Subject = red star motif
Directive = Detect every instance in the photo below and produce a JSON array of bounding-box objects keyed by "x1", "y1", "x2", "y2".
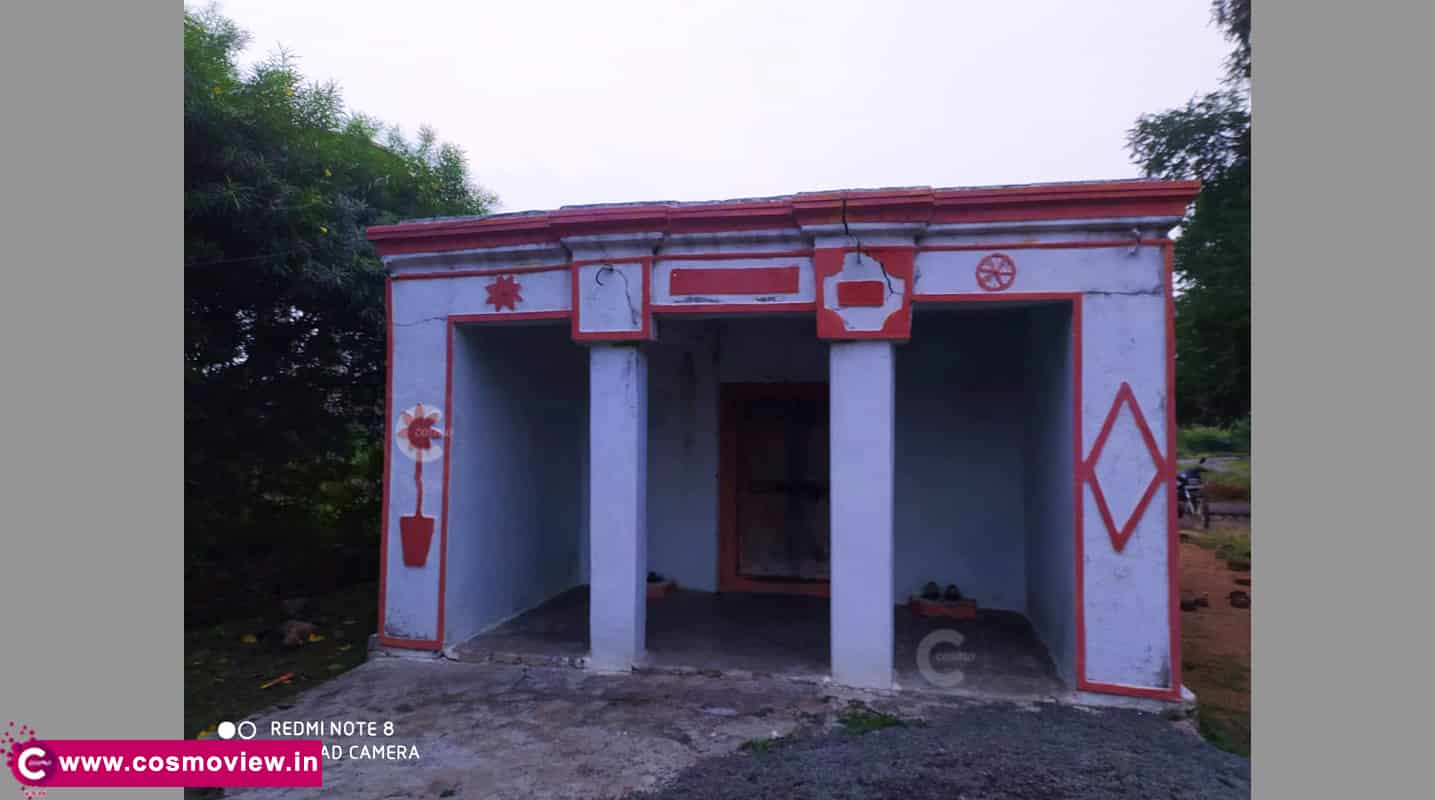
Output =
[{"x1": 485, "y1": 275, "x2": 523, "y2": 311}]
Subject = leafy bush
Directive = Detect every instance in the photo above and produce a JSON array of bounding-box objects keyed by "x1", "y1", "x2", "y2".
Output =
[
  {"x1": 185, "y1": 5, "x2": 495, "y2": 626},
  {"x1": 1203, "y1": 458, "x2": 1250, "y2": 500},
  {"x1": 1178, "y1": 415, "x2": 1251, "y2": 456},
  {"x1": 1179, "y1": 425, "x2": 1234, "y2": 455},
  {"x1": 1227, "y1": 414, "x2": 1251, "y2": 452}
]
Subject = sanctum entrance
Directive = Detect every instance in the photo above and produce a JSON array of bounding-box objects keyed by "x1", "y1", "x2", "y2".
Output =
[{"x1": 719, "y1": 383, "x2": 831, "y2": 594}]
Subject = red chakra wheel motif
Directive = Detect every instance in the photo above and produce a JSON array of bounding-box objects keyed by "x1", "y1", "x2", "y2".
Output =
[
  {"x1": 485, "y1": 274, "x2": 523, "y2": 311},
  {"x1": 975, "y1": 253, "x2": 1017, "y2": 292}
]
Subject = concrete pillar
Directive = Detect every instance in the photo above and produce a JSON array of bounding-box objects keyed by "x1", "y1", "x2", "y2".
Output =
[
  {"x1": 587, "y1": 344, "x2": 648, "y2": 671},
  {"x1": 828, "y1": 341, "x2": 896, "y2": 689}
]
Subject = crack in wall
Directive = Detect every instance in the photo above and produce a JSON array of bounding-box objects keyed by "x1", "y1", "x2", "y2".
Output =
[
  {"x1": 394, "y1": 315, "x2": 449, "y2": 328},
  {"x1": 595, "y1": 264, "x2": 641, "y2": 327},
  {"x1": 1082, "y1": 287, "x2": 1164, "y2": 297}
]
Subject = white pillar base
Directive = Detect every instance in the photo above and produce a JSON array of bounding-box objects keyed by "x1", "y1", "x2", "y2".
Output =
[
  {"x1": 828, "y1": 341, "x2": 896, "y2": 689},
  {"x1": 587, "y1": 344, "x2": 648, "y2": 671}
]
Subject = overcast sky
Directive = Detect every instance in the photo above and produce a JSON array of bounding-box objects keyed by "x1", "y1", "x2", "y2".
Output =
[{"x1": 216, "y1": 0, "x2": 1229, "y2": 214}]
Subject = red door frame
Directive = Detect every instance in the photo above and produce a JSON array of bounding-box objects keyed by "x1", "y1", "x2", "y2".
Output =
[{"x1": 717, "y1": 382, "x2": 832, "y2": 596}]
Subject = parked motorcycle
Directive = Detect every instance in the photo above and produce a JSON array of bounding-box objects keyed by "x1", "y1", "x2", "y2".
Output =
[{"x1": 1177, "y1": 457, "x2": 1211, "y2": 529}]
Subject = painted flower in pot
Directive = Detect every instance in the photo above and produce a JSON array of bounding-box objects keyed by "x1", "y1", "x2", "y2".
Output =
[{"x1": 395, "y1": 404, "x2": 444, "y2": 567}]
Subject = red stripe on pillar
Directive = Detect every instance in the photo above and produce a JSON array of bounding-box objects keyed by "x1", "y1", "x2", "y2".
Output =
[
  {"x1": 669, "y1": 266, "x2": 800, "y2": 295},
  {"x1": 836, "y1": 281, "x2": 886, "y2": 307}
]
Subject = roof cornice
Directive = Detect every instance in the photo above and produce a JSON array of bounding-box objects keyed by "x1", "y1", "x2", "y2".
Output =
[{"x1": 366, "y1": 180, "x2": 1200, "y2": 258}]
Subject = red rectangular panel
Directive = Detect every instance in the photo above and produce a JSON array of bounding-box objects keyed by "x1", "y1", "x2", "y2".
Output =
[
  {"x1": 836, "y1": 280, "x2": 886, "y2": 307},
  {"x1": 669, "y1": 265, "x2": 800, "y2": 296}
]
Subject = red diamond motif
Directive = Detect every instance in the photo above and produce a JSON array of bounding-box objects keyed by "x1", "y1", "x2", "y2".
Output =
[{"x1": 1085, "y1": 382, "x2": 1166, "y2": 553}]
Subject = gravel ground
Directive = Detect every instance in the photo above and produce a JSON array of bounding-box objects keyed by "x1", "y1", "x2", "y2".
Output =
[
  {"x1": 218, "y1": 657, "x2": 1246, "y2": 800},
  {"x1": 631, "y1": 702, "x2": 1249, "y2": 800}
]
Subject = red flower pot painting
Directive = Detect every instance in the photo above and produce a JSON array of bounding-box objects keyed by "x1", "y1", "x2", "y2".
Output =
[{"x1": 396, "y1": 403, "x2": 445, "y2": 567}]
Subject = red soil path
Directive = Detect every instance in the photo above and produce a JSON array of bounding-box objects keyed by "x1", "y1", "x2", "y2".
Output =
[{"x1": 1180, "y1": 538, "x2": 1251, "y2": 713}]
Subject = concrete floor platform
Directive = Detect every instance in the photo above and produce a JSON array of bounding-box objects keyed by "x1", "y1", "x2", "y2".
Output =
[{"x1": 453, "y1": 587, "x2": 1064, "y2": 698}]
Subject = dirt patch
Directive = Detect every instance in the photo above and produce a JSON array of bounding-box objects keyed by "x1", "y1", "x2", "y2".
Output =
[
  {"x1": 1180, "y1": 533, "x2": 1251, "y2": 755},
  {"x1": 185, "y1": 582, "x2": 378, "y2": 740}
]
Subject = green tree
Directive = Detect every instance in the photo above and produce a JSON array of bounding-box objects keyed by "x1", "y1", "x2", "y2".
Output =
[
  {"x1": 184, "y1": 5, "x2": 495, "y2": 623},
  {"x1": 1127, "y1": 0, "x2": 1250, "y2": 425}
]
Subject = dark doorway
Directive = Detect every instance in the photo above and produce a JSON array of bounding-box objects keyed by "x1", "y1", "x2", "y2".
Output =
[{"x1": 719, "y1": 383, "x2": 830, "y2": 595}]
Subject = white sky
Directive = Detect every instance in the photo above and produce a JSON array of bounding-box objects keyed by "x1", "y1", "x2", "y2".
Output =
[{"x1": 217, "y1": 0, "x2": 1229, "y2": 214}]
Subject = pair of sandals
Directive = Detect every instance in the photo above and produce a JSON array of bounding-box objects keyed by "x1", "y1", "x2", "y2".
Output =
[{"x1": 921, "y1": 581, "x2": 963, "y2": 602}]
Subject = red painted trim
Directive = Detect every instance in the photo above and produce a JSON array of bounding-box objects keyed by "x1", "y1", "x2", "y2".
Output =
[
  {"x1": 930, "y1": 181, "x2": 1199, "y2": 225},
  {"x1": 844, "y1": 187, "x2": 934, "y2": 224},
  {"x1": 792, "y1": 192, "x2": 845, "y2": 228},
  {"x1": 549, "y1": 204, "x2": 671, "y2": 238},
  {"x1": 1071, "y1": 296, "x2": 1087, "y2": 695},
  {"x1": 378, "y1": 278, "x2": 394, "y2": 644},
  {"x1": 836, "y1": 281, "x2": 886, "y2": 307},
  {"x1": 1164, "y1": 242, "x2": 1182, "y2": 697},
  {"x1": 908, "y1": 597, "x2": 979, "y2": 620},
  {"x1": 657, "y1": 249, "x2": 814, "y2": 261},
  {"x1": 1084, "y1": 383, "x2": 1166, "y2": 553},
  {"x1": 368, "y1": 216, "x2": 557, "y2": 256},
  {"x1": 813, "y1": 248, "x2": 848, "y2": 338},
  {"x1": 449, "y1": 310, "x2": 571, "y2": 324},
  {"x1": 667, "y1": 199, "x2": 799, "y2": 234},
  {"x1": 436, "y1": 320, "x2": 455, "y2": 647},
  {"x1": 366, "y1": 181, "x2": 1199, "y2": 256},
  {"x1": 814, "y1": 246, "x2": 915, "y2": 340},
  {"x1": 570, "y1": 257, "x2": 653, "y2": 342},
  {"x1": 916, "y1": 239, "x2": 1170, "y2": 253},
  {"x1": 653, "y1": 302, "x2": 816, "y2": 315},
  {"x1": 390, "y1": 263, "x2": 569, "y2": 282},
  {"x1": 1069, "y1": 304, "x2": 1182, "y2": 700},
  {"x1": 670, "y1": 266, "x2": 800, "y2": 296},
  {"x1": 717, "y1": 382, "x2": 832, "y2": 597},
  {"x1": 375, "y1": 277, "x2": 446, "y2": 651},
  {"x1": 376, "y1": 635, "x2": 444, "y2": 652},
  {"x1": 1080, "y1": 680, "x2": 1182, "y2": 702},
  {"x1": 815, "y1": 329, "x2": 916, "y2": 342},
  {"x1": 913, "y1": 291, "x2": 1085, "y2": 304}
]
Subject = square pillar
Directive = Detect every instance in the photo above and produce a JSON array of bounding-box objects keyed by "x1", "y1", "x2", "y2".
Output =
[
  {"x1": 829, "y1": 341, "x2": 895, "y2": 689},
  {"x1": 587, "y1": 344, "x2": 648, "y2": 671}
]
